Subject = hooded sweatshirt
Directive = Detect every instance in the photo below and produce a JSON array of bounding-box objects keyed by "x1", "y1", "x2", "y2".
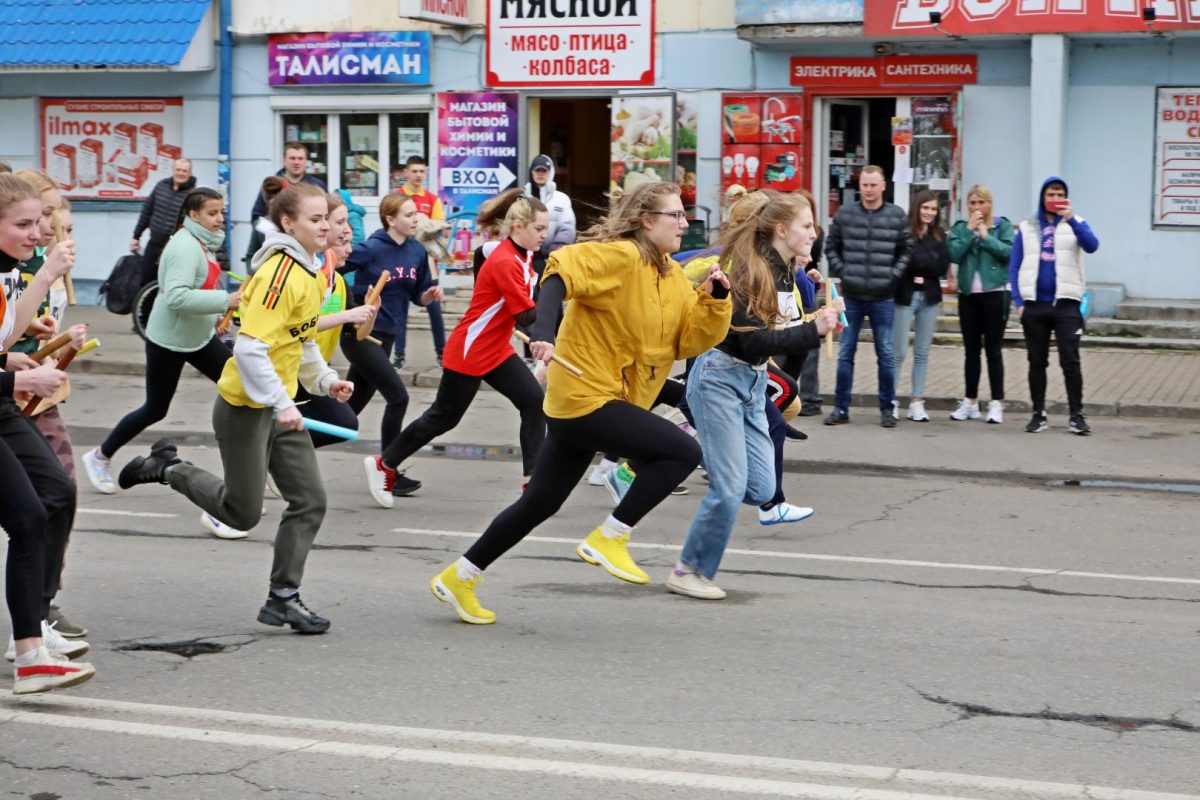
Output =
[
  {"x1": 342, "y1": 228, "x2": 432, "y2": 337},
  {"x1": 523, "y1": 154, "x2": 577, "y2": 259},
  {"x1": 1008, "y1": 176, "x2": 1099, "y2": 308}
]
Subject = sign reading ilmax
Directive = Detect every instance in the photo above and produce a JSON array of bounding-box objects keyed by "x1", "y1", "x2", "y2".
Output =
[{"x1": 486, "y1": 0, "x2": 654, "y2": 87}]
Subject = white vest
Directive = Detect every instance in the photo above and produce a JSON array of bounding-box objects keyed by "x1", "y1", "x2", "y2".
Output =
[{"x1": 1017, "y1": 218, "x2": 1087, "y2": 303}]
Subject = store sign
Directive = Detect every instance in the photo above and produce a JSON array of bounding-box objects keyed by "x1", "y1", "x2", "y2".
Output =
[
  {"x1": 485, "y1": 0, "x2": 654, "y2": 87},
  {"x1": 1152, "y1": 87, "x2": 1200, "y2": 228},
  {"x1": 719, "y1": 93, "x2": 805, "y2": 195},
  {"x1": 866, "y1": 0, "x2": 1200, "y2": 35},
  {"x1": 398, "y1": 0, "x2": 469, "y2": 26},
  {"x1": 268, "y1": 32, "x2": 431, "y2": 87},
  {"x1": 437, "y1": 92, "x2": 520, "y2": 214},
  {"x1": 791, "y1": 56, "x2": 977, "y2": 87},
  {"x1": 40, "y1": 98, "x2": 184, "y2": 200}
]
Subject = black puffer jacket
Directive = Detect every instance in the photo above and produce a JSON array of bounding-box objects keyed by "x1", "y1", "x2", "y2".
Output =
[
  {"x1": 826, "y1": 202, "x2": 912, "y2": 301},
  {"x1": 133, "y1": 176, "x2": 197, "y2": 243}
]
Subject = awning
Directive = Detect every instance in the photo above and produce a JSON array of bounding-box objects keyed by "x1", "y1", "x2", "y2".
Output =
[{"x1": 0, "y1": 0, "x2": 213, "y2": 71}]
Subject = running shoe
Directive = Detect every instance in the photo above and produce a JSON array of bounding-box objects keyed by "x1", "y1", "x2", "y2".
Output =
[
  {"x1": 364, "y1": 455, "x2": 395, "y2": 509},
  {"x1": 13, "y1": 648, "x2": 95, "y2": 695},
  {"x1": 5, "y1": 621, "x2": 90, "y2": 662},
  {"x1": 666, "y1": 570, "x2": 726, "y2": 600},
  {"x1": 602, "y1": 463, "x2": 636, "y2": 506},
  {"x1": 986, "y1": 400, "x2": 1005, "y2": 424},
  {"x1": 670, "y1": 484, "x2": 689, "y2": 496},
  {"x1": 391, "y1": 473, "x2": 422, "y2": 497},
  {"x1": 118, "y1": 438, "x2": 181, "y2": 489},
  {"x1": 82, "y1": 448, "x2": 117, "y2": 494},
  {"x1": 576, "y1": 527, "x2": 649, "y2": 584},
  {"x1": 798, "y1": 402, "x2": 822, "y2": 417},
  {"x1": 784, "y1": 424, "x2": 807, "y2": 441},
  {"x1": 47, "y1": 606, "x2": 87, "y2": 638},
  {"x1": 392, "y1": 352, "x2": 406, "y2": 370},
  {"x1": 758, "y1": 503, "x2": 815, "y2": 525},
  {"x1": 1025, "y1": 412, "x2": 1048, "y2": 433},
  {"x1": 256, "y1": 593, "x2": 330, "y2": 634},
  {"x1": 881, "y1": 410, "x2": 898, "y2": 429},
  {"x1": 906, "y1": 400, "x2": 930, "y2": 422},
  {"x1": 1068, "y1": 412, "x2": 1091, "y2": 435},
  {"x1": 429, "y1": 564, "x2": 496, "y2": 625},
  {"x1": 201, "y1": 511, "x2": 248, "y2": 540},
  {"x1": 950, "y1": 399, "x2": 981, "y2": 421},
  {"x1": 586, "y1": 459, "x2": 617, "y2": 486},
  {"x1": 823, "y1": 408, "x2": 849, "y2": 425}
]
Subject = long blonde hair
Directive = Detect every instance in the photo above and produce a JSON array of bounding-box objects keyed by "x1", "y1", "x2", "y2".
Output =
[
  {"x1": 719, "y1": 189, "x2": 812, "y2": 328},
  {"x1": 579, "y1": 181, "x2": 681, "y2": 275},
  {"x1": 966, "y1": 184, "x2": 995, "y2": 228}
]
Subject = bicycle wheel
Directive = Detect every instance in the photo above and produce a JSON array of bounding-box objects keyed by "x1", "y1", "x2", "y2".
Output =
[{"x1": 132, "y1": 280, "x2": 158, "y2": 341}]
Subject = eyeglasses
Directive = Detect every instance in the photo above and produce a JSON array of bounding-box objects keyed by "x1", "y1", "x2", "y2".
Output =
[{"x1": 648, "y1": 210, "x2": 689, "y2": 223}]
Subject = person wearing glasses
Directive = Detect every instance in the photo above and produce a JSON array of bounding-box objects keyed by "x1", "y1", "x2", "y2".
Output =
[{"x1": 428, "y1": 182, "x2": 732, "y2": 625}]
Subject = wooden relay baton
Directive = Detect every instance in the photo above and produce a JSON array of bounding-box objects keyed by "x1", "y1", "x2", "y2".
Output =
[{"x1": 356, "y1": 272, "x2": 390, "y2": 341}]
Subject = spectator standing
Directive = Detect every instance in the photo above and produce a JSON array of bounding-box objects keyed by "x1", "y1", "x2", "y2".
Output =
[
  {"x1": 947, "y1": 184, "x2": 1014, "y2": 424},
  {"x1": 523, "y1": 154, "x2": 577, "y2": 275},
  {"x1": 131, "y1": 158, "x2": 196, "y2": 287},
  {"x1": 249, "y1": 142, "x2": 327, "y2": 226},
  {"x1": 1009, "y1": 176, "x2": 1098, "y2": 435},
  {"x1": 892, "y1": 191, "x2": 950, "y2": 422},
  {"x1": 394, "y1": 155, "x2": 446, "y2": 368},
  {"x1": 824, "y1": 166, "x2": 911, "y2": 428}
]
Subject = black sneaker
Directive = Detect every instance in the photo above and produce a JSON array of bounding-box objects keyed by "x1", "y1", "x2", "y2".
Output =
[
  {"x1": 1068, "y1": 412, "x2": 1091, "y2": 435},
  {"x1": 798, "y1": 403, "x2": 822, "y2": 417},
  {"x1": 257, "y1": 593, "x2": 330, "y2": 634},
  {"x1": 881, "y1": 411, "x2": 898, "y2": 429},
  {"x1": 823, "y1": 409, "x2": 849, "y2": 426},
  {"x1": 392, "y1": 352, "x2": 406, "y2": 370},
  {"x1": 118, "y1": 438, "x2": 181, "y2": 489},
  {"x1": 1025, "y1": 412, "x2": 1048, "y2": 433},
  {"x1": 391, "y1": 472, "x2": 422, "y2": 497},
  {"x1": 784, "y1": 424, "x2": 807, "y2": 441}
]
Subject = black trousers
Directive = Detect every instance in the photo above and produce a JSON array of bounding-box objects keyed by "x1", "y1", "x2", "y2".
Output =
[
  {"x1": 341, "y1": 329, "x2": 409, "y2": 446},
  {"x1": 102, "y1": 335, "x2": 231, "y2": 458},
  {"x1": 0, "y1": 400, "x2": 76, "y2": 639},
  {"x1": 958, "y1": 291, "x2": 1008, "y2": 400},
  {"x1": 1021, "y1": 299, "x2": 1084, "y2": 414},
  {"x1": 465, "y1": 401, "x2": 701, "y2": 570},
  {"x1": 139, "y1": 236, "x2": 170, "y2": 287},
  {"x1": 382, "y1": 354, "x2": 544, "y2": 476}
]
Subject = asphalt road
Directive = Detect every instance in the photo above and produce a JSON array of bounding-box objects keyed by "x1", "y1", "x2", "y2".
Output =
[{"x1": 1, "y1": 372, "x2": 1197, "y2": 799}]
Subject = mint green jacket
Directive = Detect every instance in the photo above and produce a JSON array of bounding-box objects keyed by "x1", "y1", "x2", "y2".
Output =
[
  {"x1": 947, "y1": 217, "x2": 1014, "y2": 293},
  {"x1": 144, "y1": 228, "x2": 230, "y2": 352}
]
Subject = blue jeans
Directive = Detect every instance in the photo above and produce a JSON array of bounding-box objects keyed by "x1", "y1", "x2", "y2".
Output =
[
  {"x1": 680, "y1": 350, "x2": 775, "y2": 579},
  {"x1": 834, "y1": 296, "x2": 896, "y2": 413},
  {"x1": 891, "y1": 293, "x2": 940, "y2": 398}
]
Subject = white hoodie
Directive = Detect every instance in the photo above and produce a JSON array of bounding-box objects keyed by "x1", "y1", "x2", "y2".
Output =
[{"x1": 523, "y1": 156, "x2": 577, "y2": 257}]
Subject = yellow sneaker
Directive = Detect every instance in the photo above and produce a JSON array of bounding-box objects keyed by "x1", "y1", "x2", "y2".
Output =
[
  {"x1": 576, "y1": 527, "x2": 649, "y2": 585},
  {"x1": 429, "y1": 565, "x2": 496, "y2": 625}
]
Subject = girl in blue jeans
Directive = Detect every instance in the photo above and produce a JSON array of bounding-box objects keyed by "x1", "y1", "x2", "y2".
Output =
[
  {"x1": 671, "y1": 190, "x2": 839, "y2": 601},
  {"x1": 892, "y1": 190, "x2": 951, "y2": 422}
]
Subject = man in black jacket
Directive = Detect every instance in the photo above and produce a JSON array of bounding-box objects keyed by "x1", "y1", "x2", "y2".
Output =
[
  {"x1": 825, "y1": 166, "x2": 912, "y2": 428},
  {"x1": 130, "y1": 158, "x2": 196, "y2": 287}
]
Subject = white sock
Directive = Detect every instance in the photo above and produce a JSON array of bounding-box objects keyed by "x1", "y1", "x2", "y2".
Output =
[
  {"x1": 14, "y1": 647, "x2": 40, "y2": 666},
  {"x1": 455, "y1": 556, "x2": 482, "y2": 581},
  {"x1": 600, "y1": 515, "x2": 632, "y2": 539},
  {"x1": 673, "y1": 560, "x2": 694, "y2": 576},
  {"x1": 270, "y1": 586, "x2": 298, "y2": 599}
]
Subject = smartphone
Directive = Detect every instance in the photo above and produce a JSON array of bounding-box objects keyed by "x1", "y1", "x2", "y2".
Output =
[{"x1": 1045, "y1": 198, "x2": 1067, "y2": 214}]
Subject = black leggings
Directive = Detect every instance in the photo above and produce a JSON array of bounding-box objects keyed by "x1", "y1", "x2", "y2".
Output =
[
  {"x1": 382, "y1": 354, "x2": 544, "y2": 476},
  {"x1": 764, "y1": 399, "x2": 787, "y2": 508},
  {"x1": 297, "y1": 387, "x2": 360, "y2": 448},
  {"x1": 341, "y1": 329, "x2": 409, "y2": 446},
  {"x1": 601, "y1": 378, "x2": 685, "y2": 464},
  {"x1": 101, "y1": 335, "x2": 230, "y2": 458},
  {"x1": 958, "y1": 291, "x2": 1007, "y2": 400},
  {"x1": 465, "y1": 401, "x2": 701, "y2": 570},
  {"x1": 0, "y1": 401, "x2": 76, "y2": 640}
]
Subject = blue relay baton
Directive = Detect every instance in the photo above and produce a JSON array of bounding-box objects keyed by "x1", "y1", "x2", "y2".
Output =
[{"x1": 302, "y1": 418, "x2": 358, "y2": 441}]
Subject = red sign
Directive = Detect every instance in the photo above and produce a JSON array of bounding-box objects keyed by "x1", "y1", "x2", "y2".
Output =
[
  {"x1": 790, "y1": 56, "x2": 977, "y2": 87},
  {"x1": 866, "y1": 0, "x2": 1200, "y2": 36}
]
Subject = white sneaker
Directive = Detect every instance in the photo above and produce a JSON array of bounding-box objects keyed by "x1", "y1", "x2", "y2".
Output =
[
  {"x1": 82, "y1": 449, "x2": 117, "y2": 494},
  {"x1": 758, "y1": 503, "x2": 815, "y2": 526},
  {"x1": 363, "y1": 455, "x2": 394, "y2": 509},
  {"x1": 950, "y1": 399, "x2": 981, "y2": 421},
  {"x1": 12, "y1": 646, "x2": 95, "y2": 695},
  {"x1": 264, "y1": 473, "x2": 281, "y2": 499},
  {"x1": 666, "y1": 570, "x2": 726, "y2": 600},
  {"x1": 986, "y1": 399, "x2": 1005, "y2": 424},
  {"x1": 586, "y1": 458, "x2": 618, "y2": 487},
  {"x1": 200, "y1": 511, "x2": 248, "y2": 540},
  {"x1": 7, "y1": 621, "x2": 91, "y2": 662},
  {"x1": 906, "y1": 400, "x2": 930, "y2": 422}
]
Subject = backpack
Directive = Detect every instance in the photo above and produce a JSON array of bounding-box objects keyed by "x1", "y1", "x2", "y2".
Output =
[{"x1": 101, "y1": 254, "x2": 145, "y2": 314}]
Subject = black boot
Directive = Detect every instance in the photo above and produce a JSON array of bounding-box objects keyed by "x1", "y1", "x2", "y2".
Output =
[{"x1": 118, "y1": 438, "x2": 181, "y2": 489}]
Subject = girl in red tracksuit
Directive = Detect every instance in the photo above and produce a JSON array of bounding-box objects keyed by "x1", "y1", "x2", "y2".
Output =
[{"x1": 366, "y1": 193, "x2": 548, "y2": 499}]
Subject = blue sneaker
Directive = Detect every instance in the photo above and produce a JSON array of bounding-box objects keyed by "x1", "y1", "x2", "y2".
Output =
[{"x1": 603, "y1": 463, "x2": 635, "y2": 506}]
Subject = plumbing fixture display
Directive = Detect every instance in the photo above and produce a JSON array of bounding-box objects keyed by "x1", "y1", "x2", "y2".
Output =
[{"x1": 720, "y1": 93, "x2": 806, "y2": 195}]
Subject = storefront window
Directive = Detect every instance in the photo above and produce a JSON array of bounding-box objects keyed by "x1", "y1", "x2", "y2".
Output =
[
  {"x1": 281, "y1": 113, "x2": 329, "y2": 184},
  {"x1": 909, "y1": 96, "x2": 956, "y2": 222},
  {"x1": 341, "y1": 113, "x2": 381, "y2": 197},
  {"x1": 390, "y1": 112, "x2": 428, "y2": 191}
]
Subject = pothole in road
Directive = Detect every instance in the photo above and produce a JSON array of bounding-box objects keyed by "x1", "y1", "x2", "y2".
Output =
[
  {"x1": 1048, "y1": 479, "x2": 1200, "y2": 495},
  {"x1": 113, "y1": 635, "x2": 258, "y2": 658}
]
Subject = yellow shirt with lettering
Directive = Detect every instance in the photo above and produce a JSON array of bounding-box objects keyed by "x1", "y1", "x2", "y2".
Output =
[
  {"x1": 541, "y1": 240, "x2": 731, "y2": 419},
  {"x1": 217, "y1": 251, "x2": 324, "y2": 408}
]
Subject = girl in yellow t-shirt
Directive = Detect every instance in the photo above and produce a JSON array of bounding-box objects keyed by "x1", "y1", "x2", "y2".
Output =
[{"x1": 430, "y1": 182, "x2": 733, "y2": 625}]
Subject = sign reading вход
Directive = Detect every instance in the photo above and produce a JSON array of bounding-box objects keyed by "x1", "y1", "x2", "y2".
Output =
[{"x1": 486, "y1": 0, "x2": 655, "y2": 87}]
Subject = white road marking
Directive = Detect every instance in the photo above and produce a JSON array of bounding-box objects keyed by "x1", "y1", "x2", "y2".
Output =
[
  {"x1": 5, "y1": 697, "x2": 1197, "y2": 800},
  {"x1": 392, "y1": 527, "x2": 1200, "y2": 587},
  {"x1": 77, "y1": 508, "x2": 178, "y2": 519}
]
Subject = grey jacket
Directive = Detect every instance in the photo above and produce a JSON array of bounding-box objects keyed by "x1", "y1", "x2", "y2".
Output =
[{"x1": 827, "y1": 201, "x2": 912, "y2": 301}]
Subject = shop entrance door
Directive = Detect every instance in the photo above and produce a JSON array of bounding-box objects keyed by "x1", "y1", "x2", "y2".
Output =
[
  {"x1": 534, "y1": 97, "x2": 610, "y2": 231},
  {"x1": 815, "y1": 97, "x2": 897, "y2": 224}
]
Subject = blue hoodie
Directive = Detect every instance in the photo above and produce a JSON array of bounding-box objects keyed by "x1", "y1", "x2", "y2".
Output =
[
  {"x1": 1008, "y1": 176, "x2": 1099, "y2": 308},
  {"x1": 342, "y1": 228, "x2": 432, "y2": 337}
]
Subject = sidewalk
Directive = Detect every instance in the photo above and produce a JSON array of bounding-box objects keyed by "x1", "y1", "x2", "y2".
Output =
[{"x1": 65, "y1": 306, "x2": 1200, "y2": 419}]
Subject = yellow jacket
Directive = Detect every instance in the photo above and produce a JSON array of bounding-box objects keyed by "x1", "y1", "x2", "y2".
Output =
[{"x1": 542, "y1": 240, "x2": 731, "y2": 419}]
